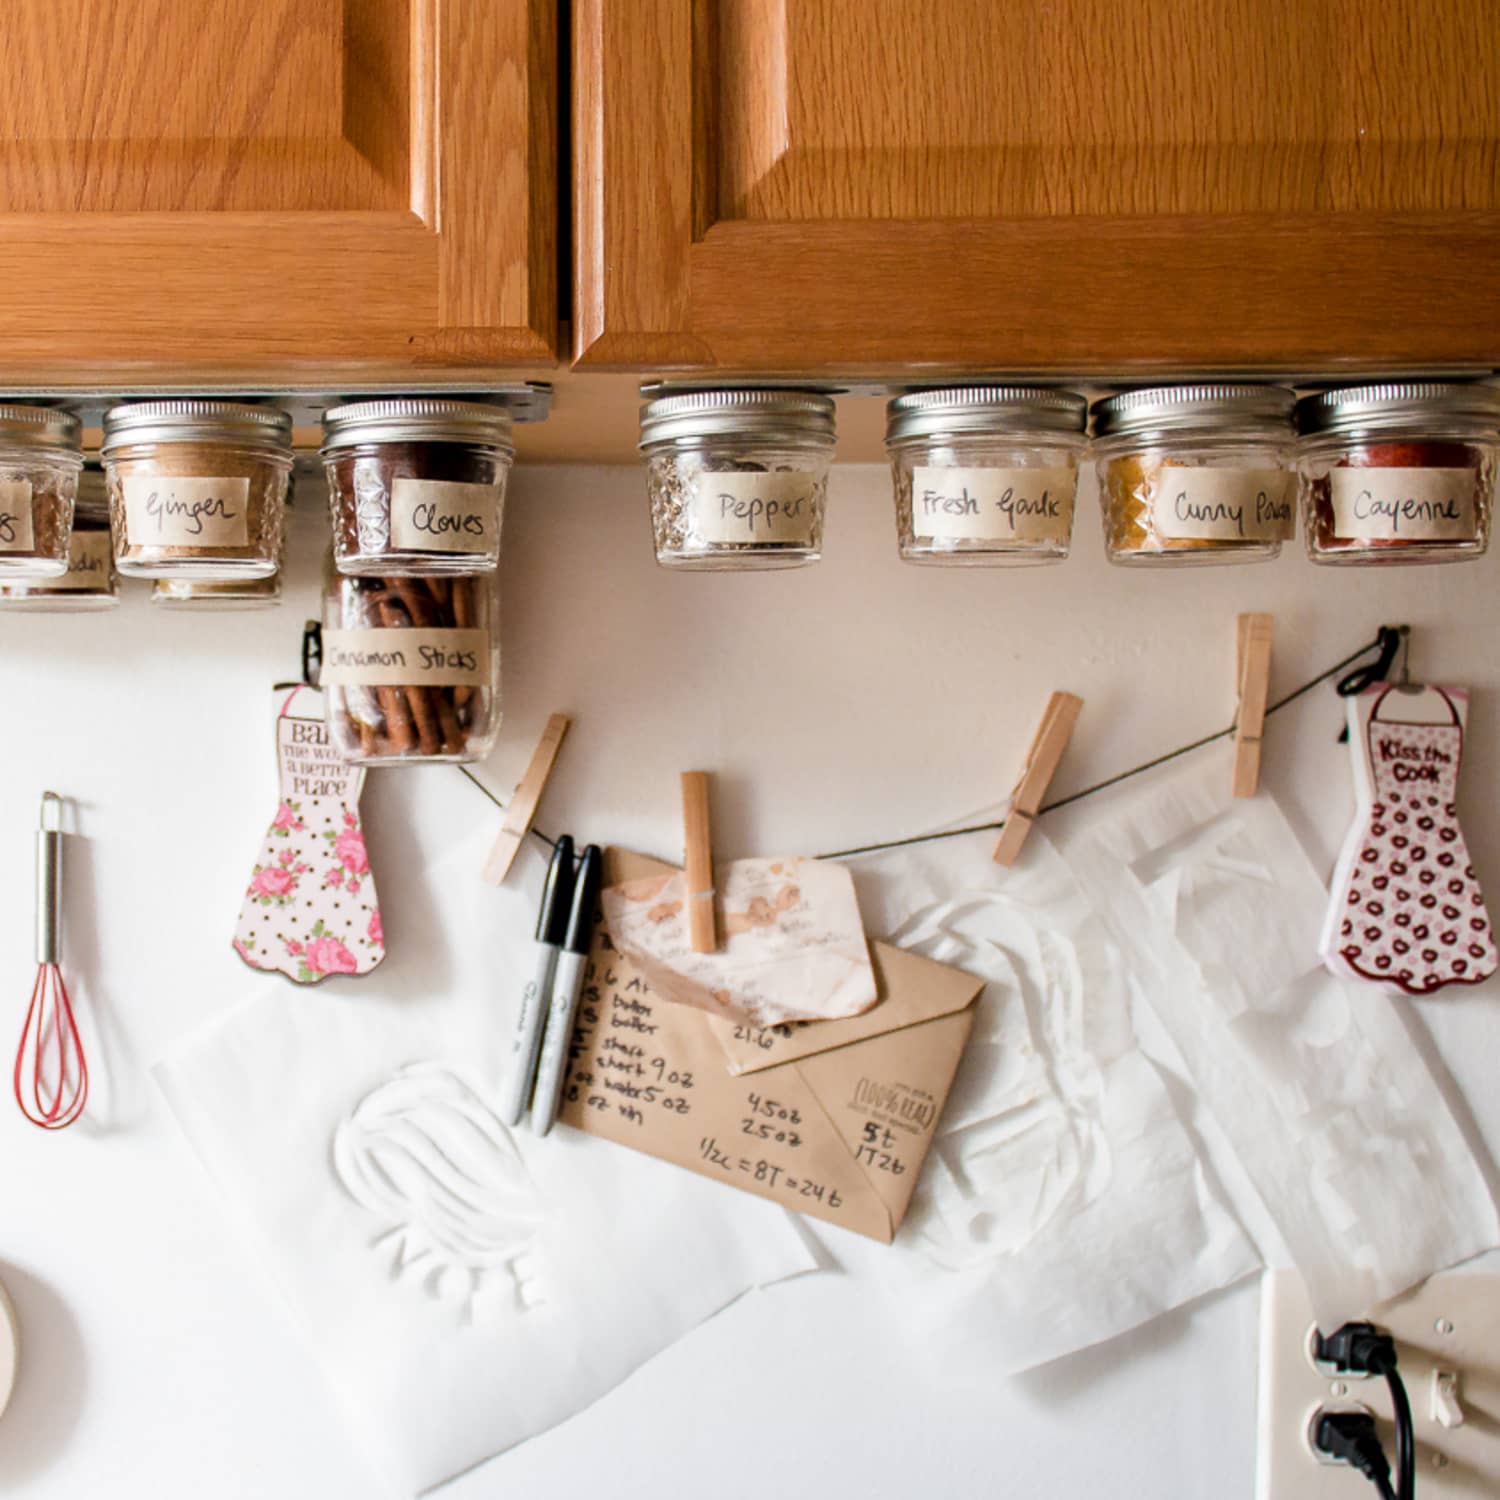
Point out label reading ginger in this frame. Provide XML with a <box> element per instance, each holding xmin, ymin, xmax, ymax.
<box><xmin>1329</xmin><ymin>468</ymin><xmax>1477</xmax><ymax>542</ymax></box>
<box><xmin>911</xmin><ymin>466</ymin><xmax>1074</xmax><ymax>543</ymax></box>
<box><xmin>0</xmin><ymin>480</ymin><xmax>34</xmax><ymax>552</ymax></box>
<box><xmin>1151</xmin><ymin>468</ymin><xmax>1294</xmax><ymax>542</ymax></box>
<box><xmin>320</xmin><ymin>628</ymin><xmax>490</xmax><ymax>688</ymax></box>
<box><xmin>390</xmin><ymin>478</ymin><xmax>498</xmax><ymax>554</ymax></box>
<box><xmin>123</xmin><ymin>475</ymin><xmax>250</xmax><ymax>547</ymax></box>
<box><xmin>689</xmin><ymin>471</ymin><xmax>818</xmax><ymax>546</ymax></box>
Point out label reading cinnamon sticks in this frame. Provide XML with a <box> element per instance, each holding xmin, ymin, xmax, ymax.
<box><xmin>911</xmin><ymin>466</ymin><xmax>1074</xmax><ymax>543</ymax></box>
<box><xmin>122</xmin><ymin>475</ymin><xmax>249</xmax><ymax>546</ymax></box>
<box><xmin>389</xmin><ymin>478</ymin><xmax>499</xmax><ymax>554</ymax></box>
<box><xmin>29</xmin><ymin>531</ymin><xmax>111</xmax><ymax>592</ymax></box>
<box><xmin>0</xmin><ymin>480</ymin><xmax>34</xmax><ymax>552</ymax></box>
<box><xmin>321</xmin><ymin>628</ymin><xmax>490</xmax><ymax>688</ymax></box>
<box><xmin>689</xmin><ymin>471</ymin><xmax>818</xmax><ymax>545</ymax></box>
<box><xmin>1152</xmin><ymin>468</ymin><xmax>1294</xmax><ymax>542</ymax></box>
<box><xmin>1329</xmin><ymin>468</ymin><xmax>1478</xmax><ymax>542</ymax></box>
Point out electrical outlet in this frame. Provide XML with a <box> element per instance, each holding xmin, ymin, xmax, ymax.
<box><xmin>1258</xmin><ymin>1269</ymin><xmax>1500</xmax><ymax>1500</ymax></box>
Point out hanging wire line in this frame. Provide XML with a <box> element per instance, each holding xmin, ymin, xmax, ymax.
<box><xmin>456</xmin><ymin>626</ymin><xmax>1403</xmax><ymax>866</ymax></box>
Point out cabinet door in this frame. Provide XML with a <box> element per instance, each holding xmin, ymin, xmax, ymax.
<box><xmin>0</xmin><ymin>0</ymin><xmax>556</xmax><ymax>380</ymax></box>
<box><xmin>574</xmin><ymin>0</ymin><xmax>1500</xmax><ymax>374</ymax></box>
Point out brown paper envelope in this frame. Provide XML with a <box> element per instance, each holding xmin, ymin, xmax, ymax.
<box><xmin>558</xmin><ymin>849</ymin><xmax>982</xmax><ymax>1243</ymax></box>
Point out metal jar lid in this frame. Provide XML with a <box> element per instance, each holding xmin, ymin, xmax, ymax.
<box><xmin>321</xmin><ymin>398</ymin><xmax>514</xmax><ymax>454</ymax></box>
<box><xmin>102</xmin><ymin>399</ymin><xmax>293</xmax><ymax>456</ymax></box>
<box><xmin>1296</xmin><ymin>382</ymin><xmax>1500</xmax><ymax>438</ymax></box>
<box><xmin>639</xmin><ymin>389</ymin><xmax>836</xmax><ymax>450</ymax></box>
<box><xmin>886</xmin><ymin>386</ymin><xmax>1086</xmax><ymax>445</ymax></box>
<box><xmin>0</xmin><ymin>404</ymin><xmax>82</xmax><ymax>455</ymax></box>
<box><xmin>1091</xmin><ymin>384</ymin><xmax>1296</xmax><ymax>441</ymax></box>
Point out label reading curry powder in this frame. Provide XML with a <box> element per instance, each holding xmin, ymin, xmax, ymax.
<box><xmin>911</xmin><ymin>466</ymin><xmax>1074</xmax><ymax>543</ymax></box>
<box><xmin>689</xmin><ymin>471</ymin><xmax>817</xmax><ymax>545</ymax></box>
<box><xmin>123</xmin><ymin>475</ymin><xmax>250</xmax><ymax>547</ymax></box>
<box><xmin>1329</xmin><ymin>468</ymin><xmax>1478</xmax><ymax>542</ymax></box>
<box><xmin>0</xmin><ymin>480</ymin><xmax>34</xmax><ymax>552</ymax></box>
<box><xmin>1152</xmin><ymin>467</ymin><xmax>1294</xmax><ymax>542</ymax></box>
<box><xmin>390</xmin><ymin>478</ymin><xmax>498</xmax><ymax>554</ymax></box>
<box><xmin>321</xmin><ymin>628</ymin><xmax>490</xmax><ymax>688</ymax></box>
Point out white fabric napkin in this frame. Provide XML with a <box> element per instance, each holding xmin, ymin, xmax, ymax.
<box><xmin>839</xmin><ymin>829</ymin><xmax>1259</xmax><ymax>1373</ymax></box>
<box><xmin>156</xmin><ymin>828</ymin><xmax>816</xmax><ymax>1496</ymax></box>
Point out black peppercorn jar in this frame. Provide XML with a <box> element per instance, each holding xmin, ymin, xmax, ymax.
<box><xmin>321</xmin><ymin>399</ymin><xmax>513</xmax><ymax>575</ymax></box>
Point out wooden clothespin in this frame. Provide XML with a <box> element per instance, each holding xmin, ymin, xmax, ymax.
<box><xmin>481</xmin><ymin>714</ymin><xmax>572</xmax><ymax>884</ymax></box>
<box><xmin>680</xmin><ymin>770</ymin><xmax>717</xmax><ymax>952</ymax></box>
<box><xmin>992</xmin><ymin>692</ymin><xmax>1083</xmax><ymax>866</ymax></box>
<box><xmin>1233</xmin><ymin>615</ymin><xmax>1273</xmax><ymax>798</ymax></box>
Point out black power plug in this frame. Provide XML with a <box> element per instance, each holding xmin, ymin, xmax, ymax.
<box><xmin>1315</xmin><ymin>1321</ymin><xmax>1400</xmax><ymax>1377</ymax></box>
<box><xmin>1312</xmin><ymin>1409</ymin><xmax>1397</xmax><ymax>1499</ymax></box>
<box><xmin>1311</xmin><ymin>1322</ymin><xmax>1415</xmax><ymax>1500</ymax></box>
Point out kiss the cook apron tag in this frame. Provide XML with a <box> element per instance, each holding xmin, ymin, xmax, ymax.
<box><xmin>1321</xmin><ymin>683</ymin><xmax>1497</xmax><ymax>995</ymax></box>
<box><xmin>232</xmin><ymin>685</ymin><xmax>386</xmax><ymax>983</ymax></box>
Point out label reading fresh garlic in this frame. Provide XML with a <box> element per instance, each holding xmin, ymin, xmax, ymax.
<box><xmin>1329</xmin><ymin>468</ymin><xmax>1477</xmax><ymax>542</ymax></box>
<box><xmin>689</xmin><ymin>471</ymin><xmax>818</xmax><ymax>545</ymax></box>
<box><xmin>911</xmin><ymin>466</ymin><xmax>1074</xmax><ymax>543</ymax></box>
<box><xmin>389</xmin><ymin>478</ymin><xmax>498</xmax><ymax>554</ymax></box>
<box><xmin>0</xmin><ymin>480</ymin><xmax>34</xmax><ymax>552</ymax></box>
<box><xmin>123</xmin><ymin>475</ymin><xmax>250</xmax><ymax>547</ymax></box>
<box><xmin>32</xmin><ymin>531</ymin><xmax>112</xmax><ymax>592</ymax></box>
<box><xmin>321</xmin><ymin>628</ymin><xmax>490</xmax><ymax>688</ymax></box>
<box><xmin>1152</xmin><ymin>468</ymin><xmax>1294</xmax><ymax>542</ymax></box>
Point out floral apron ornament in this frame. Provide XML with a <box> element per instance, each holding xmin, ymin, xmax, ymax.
<box><xmin>1321</xmin><ymin>683</ymin><xmax>1497</xmax><ymax>996</ymax></box>
<box><xmin>233</xmin><ymin>685</ymin><xmax>386</xmax><ymax>983</ymax></box>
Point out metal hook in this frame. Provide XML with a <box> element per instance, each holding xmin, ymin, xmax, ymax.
<box><xmin>1395</xmin><ymin>625</ymin><xmax>1423</xmax><ymax>694</ymax></box>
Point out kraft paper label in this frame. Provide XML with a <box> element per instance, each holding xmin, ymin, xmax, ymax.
<box><xmin>1151</xmin><ymin>468</ymin><xmax>1294</xmax><ymax>542</ymax></box>
<box><xmin>390</xmin><ymin>478</ymin><xmax>498</xmax><ymax>554</ymax></box>
<box><xmin>0</xmin><ymin>480</ymin><xmax>34</xmax><ymax>552</ymax></box>
<box><xmin>29</xmin><ymin>531</ymin><xmax>112</xmax><ymax>592</ymax></box>
<box><xmin>1329</xmin><ymin>468</ymin><xmax>1478</xmax><ymax>542</ymax></box>
<box><xmin>911</xmin><ymin>466</ymin><xmax>1074</xmax><ymax>543</ymax></box>
<box><xmin>123</xmin><ymin>475</ymin><xmax>250</xmax><ymax>547</ymax></box>
<box><xmin>689</xmin><ymin>471</ymin><xmax>818</xmax><ymax>545</ymax></box>
<box><xmin>321</xmin><ymin>627</ymin><xmax>490</xmax><ymax>688</ymax></box>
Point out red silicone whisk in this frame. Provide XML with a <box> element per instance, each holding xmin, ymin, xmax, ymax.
<box><xmin>13</xmin><ymin>792</ymin><xmax>87</xmax><ymax>1129</ymax></box>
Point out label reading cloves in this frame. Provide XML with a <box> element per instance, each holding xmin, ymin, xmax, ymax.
<box><xmin>689</xmin><ymin>471</ymin><xmax>818</xmax><ymax>546</ymax></box>
<box><xmin>1151</xmin><ymin>468</ymin><xmax>1294</xmax><ymax>542</ymax></box>
<box><xmin>0</xmin><ymin>480</ymin><xmax>35</xmax><ymax>552</ymax></box>
<box><xmin>389</xmin><ymin>478</ymin><xmax>498</xmax><ymax>554</ymax></box>
<box><xmin>320</xmin><ymin>627</ymin><xmax>490</xmax><ymax>688</ymax></box>
<box><xmin>1329</xmin><ymin>468</ymin><xmax>1478</xmax><ymax>542</ymax></box>
<box><xmin>123</xmin><ymin>475</ymin><xmax>250</xmax><ymax>547</ymax></box>
<box><xmin>911</xmin><ymin>466</ymin><xmax>1074</xmax><ymax>543</ymax></box>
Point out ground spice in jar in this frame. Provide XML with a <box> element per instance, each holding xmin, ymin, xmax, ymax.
<box><xmin>0</xmin><ymin>464</ymin><xmax>115</xmax><ymax>609</ymax></box>
<box><xmin>321</xmin><ymin>562</ymin><xmax>500</xmax><ymax>764</ymax></box>
<box><xmin>322</xmin><ymin>400</ymin><xmax>512</xmax><ymax>575</ymax></box>
<box><xmin>102</xmin><ymin>400</ymin><xmax>292</xmax><ymax>579</ymax></box>
<box><xmin>1297</xmin><ymin>385</ymin><xmax>1499</xmax><ymax>565</ymax></box>
<box><xmin>0</xmin><ymin>406</ymin><xmax>84</xmax><ymax>579</ymax></box>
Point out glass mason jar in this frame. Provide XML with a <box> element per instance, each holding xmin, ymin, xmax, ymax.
<box><xmin>322</xmin><ymin>399</ymin><xmax>513</xmax><ymax>575</ymax></box>
<box><xmin>886</xmin><ymin>387</ymin><xmax>1086</xmax><ymax>565</ymax></box>
<box><xmin>320</xmin><ymin>557</ymin><xmax>501</xmax><ymax>764</ymax></box>
<box><xmin>640</xmin><ymin>389</ymin><xmax>836</xmax><ymax>570</ymax></box>
<box><xmin>152</xmin><ymin>572</ymin><xmax>282</xmax><ymax>610</ymax></box>
<box><xmin>102</xmin><ymin>400</ymin><xmax>292</xmax><ymax>579</ymax></box>
<box><xmin>0</xmin><ymin>463</ymin><xmax>116</xmax><ymax>609</ymax></box>
<box><xmin>1092</xmin><ymin>385</ymin><xmax>1297</xmax><ymax>566</ymax></box>
<box><xmin>1297</xmin><ymin>383</ymin><xmax>1500</xmax><ymax>566</ymax></box>
<box><xmin>0</xmin><ymin>405</ymin><xmax>84</xmax><ymax>578</ymax></box>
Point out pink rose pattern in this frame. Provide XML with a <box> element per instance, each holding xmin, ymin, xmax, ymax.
<box><xmin>234</xmin><ymin>695</ymin><xmax>386</xmax><ymax>986</ymax></box>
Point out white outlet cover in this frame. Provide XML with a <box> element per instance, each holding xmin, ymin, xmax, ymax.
<box><xmin>1258</xmin><ymin>1268</ymin><xmax>1500</xmax><ymax>1500</ymax></box>
<box><xmin>0</xmin><ymin>1275</ymin><xmax>15</xmax><ymax>1421</ymax></box>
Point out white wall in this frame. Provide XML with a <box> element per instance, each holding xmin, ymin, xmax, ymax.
<box><xmin>3</xmin><ymin>462</ymin><xmax>1496</xmax><ymax>1498</ymax></box>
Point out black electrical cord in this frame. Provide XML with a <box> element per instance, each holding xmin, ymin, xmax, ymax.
<box><xmin>1371</xmin><ymin>1347</ymin><xmax>1416</xmax><ymax>1500</ymax></box>
<box><xmin>1314</xmin><ymin>1323</ymin><xmax>1416</xmax><ymax>1500</ymax></box>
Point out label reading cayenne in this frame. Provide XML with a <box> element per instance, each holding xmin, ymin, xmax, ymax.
<box><xmin>1329</xmin><ymin>467</ymin><xmax>1477</xmax><ymax>542</ymax></box>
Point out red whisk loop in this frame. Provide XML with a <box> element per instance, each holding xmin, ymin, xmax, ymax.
<box><xmin>13</xmin><ymin>791</ymin><xmax>87</xmax><ymax>1130</ymax></box>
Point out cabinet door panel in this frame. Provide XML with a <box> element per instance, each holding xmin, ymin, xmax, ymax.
<box><xmin>575</xmin><ymin>0</ymin><xmax>1500</xmax><ymax>373</ymax></box>
<box><xmin>0</xmin><ymin>0</ymin><xmax>556</xmax><ymax>379</ymax></box>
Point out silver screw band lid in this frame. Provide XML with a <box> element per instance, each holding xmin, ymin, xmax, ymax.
<box><xmin>102</xmin><ymin>399</ymin><xmax>293</xmax><ymax>455</ymax></box>
<box><xmin>1296</xmin><ymin>382</ymin><xmax>1500</xmax><ymax>438</ymax></box>
<box><xmin>0</xmin><ymin>404</ymin><xmax>83</xmax><ymax>455</ymax></box>
<box><xmin>887</xmin><ymin>386</ymin><xmax>1086</xmax><ymax>444</ymax></box>
<box><xmin>321</xmin><ymin>398</ymin><xmax>514</xmax><ymax>454</ymax></box>
<box><xmin>1092</xmin><ymin>384</ymin><xmax>1295</xmax><ymax>440</ymax></box>
<box><xmin>640</xmin><ymin>389</ymin><xmax>836</xmax><ymax>450</ymax></box>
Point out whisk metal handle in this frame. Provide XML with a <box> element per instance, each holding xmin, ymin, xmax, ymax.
<box><xmin>37</xmin><ymin>792</ymin><xmax>61</xmax><ymax>966</ymax></box>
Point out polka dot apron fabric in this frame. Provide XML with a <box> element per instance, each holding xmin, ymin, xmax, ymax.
<box><xmin>232</xmin><ymin>686</ymin><xmax>386</xmax><ymax>984</ymax></box>
<box><xmin>1323</xmin><ymin>684</ymin><xmax>1496</xmax><ymax>996</ymax></box>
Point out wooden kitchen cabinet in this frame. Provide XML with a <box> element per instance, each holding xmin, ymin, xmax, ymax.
<box><xmin>0</xmin><ymin>0</ymin><xmax>557</xmax><ymax>382</ymax></box>
<box><xmin>573</xmin><ymin>0</ymin><xmax>1500</xmax><ymax>376</ymax></box>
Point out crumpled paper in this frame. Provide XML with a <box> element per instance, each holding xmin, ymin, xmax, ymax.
<box><xmin>840</xmin><ymin>829</ymin><xmax>1259</xmax><ymax>1373</ymax></box>
<box><xmin>156</xmin><ymin>828</ymin><xmax>816</xmax><ymax>1497</ymax></box>
<box><xmin>1058</xmin><ymin>755</ymin><xmax>1500</xmax><ymax>1326</ymax></box>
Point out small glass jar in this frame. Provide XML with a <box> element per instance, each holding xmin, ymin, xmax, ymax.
<box><xmin>1092</xmin><ymin>385</ymin><xmax>1296</xmax><ymax>566</ymax></box>
<box><xmin>151</xmin><ymin>572</ymin><xmax>282</xmax><ymax>610</ymax></box>
<box><xmin>102</xmin><ymin>400</ymin><xmax>292</xmax><ymax>579</ymax></box>
<box><xmin>640</xmin><ymin>390</ymin><xmax>836</xmax><ymax>570</ymax></box>
<box><xmin>1297</xmin><ymin>383</ymin><xmax>1499</xmax><ymax>566</ymax></box>
<box><xmin>886</xmin><ymin>387</ymin><xmax>1086</xmax><ymax>565</ymax></box>
<box><xmin>322</xmin><ymin>399</ymin><xmax>513</xmax><ymax>575</ymax></box>
<box><xmin>320</xmin><ymin>558</ymin><xmax>501</xmax><ymax>764</ymax></box>
<box><xmin>0</xmin><ymin>405</ymin><xmax>83</xmax><ymax>578</ymax></box>
<box><xmin>0</xmin><ymin>463</ymin><xmax>116</xmax><ymax>610</ymax></box>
